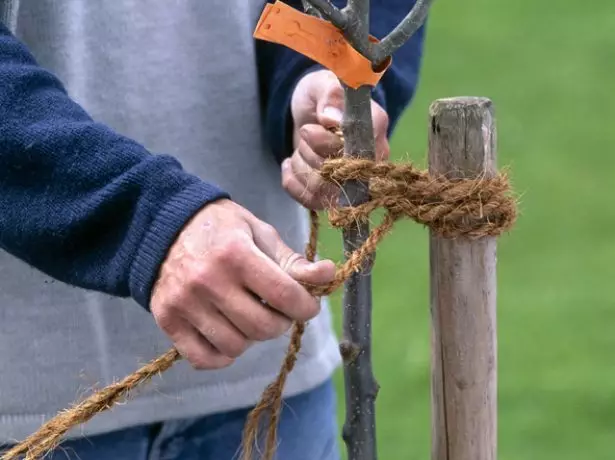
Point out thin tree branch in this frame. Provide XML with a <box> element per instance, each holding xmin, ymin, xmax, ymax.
<box><xmin>372</xmin><ymin>0</ymin><xmax>433</xmax><ymax>64</ymax></box>
<box><xmin>306</xmin><ymin>0</ymin><xmax>433</xmax><ymax>67</ymax></box>
<box><xmin>302</xmin><ymin>0</ymin><xmax>348</xmax><ymax>29</ymax></box>
<box><xmin>334</xmin><ymin>1</ymin><xmax>380</xmax><ymax>459</ymax></box>
<box><xmin>342</xmin><ymin>0</ymin><xmax>378</xmax><ymax>61</ymax></box>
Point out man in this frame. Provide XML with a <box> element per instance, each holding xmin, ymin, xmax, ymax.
<box><xmin>0</xmin><ymin>0</ymin><xmax>425</xmax><ymax>458</ymax></box>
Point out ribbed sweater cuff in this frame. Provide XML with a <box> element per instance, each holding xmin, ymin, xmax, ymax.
<box><xmin>129</xmin><ymin>181</ymin><xmax>230</xmax><ymax>310</ymax></box>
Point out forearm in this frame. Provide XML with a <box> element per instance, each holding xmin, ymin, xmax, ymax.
<box><xmin>256</xmin><ymin>0</ymin><xmax>427</xmax><ymax>163</ymax></box>
<box><xmin>0</xmin><ymin>24</ymin><xmax>229</xmax><ymax>309</ymax></box>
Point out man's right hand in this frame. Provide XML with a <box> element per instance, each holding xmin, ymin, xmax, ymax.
<box><xmin>149</xmin><ymin>199</ymin><xmax>336</xmax><ymax>370</ymax></box>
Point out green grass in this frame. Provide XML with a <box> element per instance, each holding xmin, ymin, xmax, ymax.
<box><xmin>318</xmin><ymin>1</ymin><xmax>615</xmax><ymax>458</ymax></box>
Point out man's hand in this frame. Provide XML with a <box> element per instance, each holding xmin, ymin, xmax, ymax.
<box><xmin>282</xmin><ymin>69</ymin><xmax>390</xmax><ymax>210</ymax></box>
<box><xmin>150</xmin><ymin>199</ymin><xmax>336</xmax><ymax>370</ymax></box>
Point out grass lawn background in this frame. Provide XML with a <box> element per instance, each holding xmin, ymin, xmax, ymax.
<box><xmin>316</xmin><ymin>0</ymin><xmax>615</xmax><ymax>458</ymax></box>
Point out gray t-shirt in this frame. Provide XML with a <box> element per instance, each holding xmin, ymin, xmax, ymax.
<box><xmin>0</xmin><ymin>0</ymin><xmax>340</xmax><ymax>442</ymax></box>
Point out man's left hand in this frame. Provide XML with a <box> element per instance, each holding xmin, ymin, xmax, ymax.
<box><xmin>282</xmin><ymin>69</ymin><xmax>390</xmax><ymax>210</ymax></box>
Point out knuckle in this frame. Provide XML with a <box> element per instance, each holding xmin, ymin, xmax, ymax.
<box><xmin>187</xmin><ymin>353</ymin><xmax>211</xmax><ymax>370</ymax></box>
<box><xmin>217</xmin><ymin>241</ymin><xmax>241</xmax><ymax>265</ymax></box>
<box><xmin>297</xmin><ymin>138</ymin><xmax>310</xmax><ymax>153</ymax></box>
<box><xmin>176</xmin><ymin>345</ymin><xmax>208</xmax><ymax>370</ymax></box>
<box><xmin>187</xmin><ymin>262</ymin><xmax>218</xmax><ymax>295</ymax></box>
<box><xmin>292</xmin><ymin>190</ymin><xmax>311</xmax><ymax>208</ymax></box>
<box><xmin>281</xmin><ymin>171</ymin><xmax>293</xmax><ymax>192</ymax></box>
<box><xmin>153</xmin><ymin>311</ymin><xmax>174</xmax><ymax>333</ymax></box>
<box><xmin>253</xmin><ymin>316</ymin><xmax>289</xmax><ymax>341</ymax></box>
<box><xmin>222</xmin><ymin>336</ymin><xmax>249</xmax><ymax>358</ymax></box>
<box><xmin>212</xmin><ymin>236</ymin><xmax>248</xmax><ymax>267</ymax></box>
<box><xmin>152</xmin><ymin>305</ymin><xmax>181</xmax><ymax>335</ymax></box>
<box><xmin>305</xmin><ymin>168</ymin><xmax>321</xmax><ymax>189</ymax></box>
<box><xmin>325</xmin><ymin>79</ymin><xmax>344</xmax><ymax>98</ymax></box>
<box><xmin>298</xmin><ymin>298</ymin><xmax>321</xmax><ymax>321</ymax></box>
<box><xmin>307</xmin><ymin>194</ymin><xmax>325</xmax><ymax>211</ymax></box>
<box><xmin>276</xmin><ymin>319</ymin><xmax>293</xmax><ymax>337</ymax></box>
<box><xmin>259</xmin><ymin>222</ymin><xmax>280</xmax><ymax>242</ymax></box>
<box><xmin>151</xmin><ymin>274</ymin><xmax>185</xmax><ymax>307</ymax></box>
<box><xmin>187</xmin><ymin>349</ymin><xmax>234</xmax><ymax>370</ymax></box>
<box><xmin>297</xmin><ymin>188</ymin><xmax>317</xmax><ymax>209</ymax></box>
<box><xmin>269</xmin><ymin>279</ymin><xmax>297</xmax><ymax>309</ymax></box>
<box><xmin>249</xmin><ymin>320</ymin><xmax>274</xmax><ymax>341</ymax></box>
<box><xmin>291</xmin><ymin>150</ymin><xmax>306</xmax><ymax>174</ymax></box>
<box><xmin>239</xmin><ymin>315</ymin><xmax>270</xmax><ymax>341</ymax></box>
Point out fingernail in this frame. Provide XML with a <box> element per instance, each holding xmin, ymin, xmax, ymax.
<box><xmin>322</xmin><ymin>106</ymin><xmax>343</xmax><ymax>124</ymax></box>
<box><xmin>282</xmin><ymin>158</ymin><xmax>290</xmax><ymax>170</ymax></box>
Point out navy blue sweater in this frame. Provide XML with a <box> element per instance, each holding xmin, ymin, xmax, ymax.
<box><xmin>0</xmin><ymin>1</ymin><xmax>425</xmax><ymax>308</ymax></box>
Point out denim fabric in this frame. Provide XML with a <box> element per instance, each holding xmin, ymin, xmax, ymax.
<box><xmin>2</xmin><ymin>379</ymin><xmax>340</xmax><ymax>460</ymax></box>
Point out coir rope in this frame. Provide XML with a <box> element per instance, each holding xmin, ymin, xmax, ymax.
<box><xmin>0</xmin><ymin>134</ymin><xmax>517</xmax><ymax>460</ymax></box>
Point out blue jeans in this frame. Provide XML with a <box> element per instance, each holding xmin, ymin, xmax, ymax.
<box><xmin>3</xmin><ymin>379</ymin><xmax>340</xmax><ymax>460</ymax></box>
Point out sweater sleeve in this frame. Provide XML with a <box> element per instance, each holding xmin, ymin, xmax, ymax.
<box><xmin>255</xmin><ymin>0</ymin><xmax>427</xmax><ymax>163</ymax></box>
<box><xmin>0</xmin><ymin>23</ymin><xmax>230</xmax><ymax>309</ymax></box>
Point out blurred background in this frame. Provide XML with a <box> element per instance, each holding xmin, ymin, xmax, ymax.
<box><xmin>319</xmin><ymin>0</ymin><xmax>615</xmax><ymax>458</ymax></box>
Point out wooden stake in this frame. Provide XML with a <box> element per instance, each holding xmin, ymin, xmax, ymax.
<box><xmin>428</xmin><ymin>97</ymin><xmax>498</xmax><ymax>460</ymax></box>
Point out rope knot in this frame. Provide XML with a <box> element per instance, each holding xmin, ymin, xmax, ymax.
<box><xmin>320</xmin><ymin>157</ymin><xmax>517</xmax><ymax>239</ymax></box>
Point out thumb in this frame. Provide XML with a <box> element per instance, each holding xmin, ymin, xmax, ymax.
<box><xmin>284</xmin><ymin>255</ymin><xmax>337</xmax><ymax>287</ymax></box>
<box><xmin>251</xmin><ymin>221</ymin><xmax>336</xmax><ymax>286</ymax></box>
<box><xmin>315</xmin><ymin>76</ymin><xmax>345</xmax><ymax>129</ymax></box>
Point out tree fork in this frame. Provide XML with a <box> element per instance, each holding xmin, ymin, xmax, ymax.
<box><xmin>301</xmin><ymin>0</ymin><xmax>432</xmax><ymax>458</ymax></box>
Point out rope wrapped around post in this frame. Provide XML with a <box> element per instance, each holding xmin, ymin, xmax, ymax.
<box><xmin>0</xmin><ymin>136</ymin><xmax>517</xmax><ymax>460</ymax></box>
<box><xmin>240</xmin><ymin>150</ymin><xmax>517</xmax><ymax>460</ymax></box>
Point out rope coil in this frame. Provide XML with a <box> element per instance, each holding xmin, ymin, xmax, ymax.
<box><xmin>1</xmin><ymin>148</ymin><xmax>517</xmax><ymax>460</ymax></box>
